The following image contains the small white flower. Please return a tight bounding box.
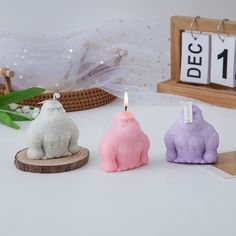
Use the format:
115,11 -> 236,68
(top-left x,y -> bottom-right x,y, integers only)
33,107 -> 40,113
28,107 -> 40,119
9,103 -> 19,110
16,108 -> 23,113
31,111 -> 39,119
22,106 -> 30,113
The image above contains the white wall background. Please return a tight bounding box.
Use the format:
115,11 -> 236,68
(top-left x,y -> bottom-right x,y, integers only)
0,0 -> 235,34
0,0 -> 235,88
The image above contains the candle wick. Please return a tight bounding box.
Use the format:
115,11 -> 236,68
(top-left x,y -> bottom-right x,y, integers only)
125,106 -> 128,111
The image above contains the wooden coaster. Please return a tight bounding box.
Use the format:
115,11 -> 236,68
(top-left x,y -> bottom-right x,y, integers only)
212,151 -> 236,176
15,147 -> 89,174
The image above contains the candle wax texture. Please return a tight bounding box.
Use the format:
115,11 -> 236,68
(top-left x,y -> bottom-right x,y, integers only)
99,111 -> 150,172
27,99 -> 80,160
164,104 -> 219,164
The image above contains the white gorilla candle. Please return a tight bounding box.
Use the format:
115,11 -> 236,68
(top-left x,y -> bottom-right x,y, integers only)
27,95 -> 80,160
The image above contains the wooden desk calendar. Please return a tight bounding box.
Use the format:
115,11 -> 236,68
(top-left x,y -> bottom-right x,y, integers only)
157,16 -> 236,109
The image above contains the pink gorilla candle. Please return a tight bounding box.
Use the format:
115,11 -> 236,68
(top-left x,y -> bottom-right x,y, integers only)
99,92 -> 150,172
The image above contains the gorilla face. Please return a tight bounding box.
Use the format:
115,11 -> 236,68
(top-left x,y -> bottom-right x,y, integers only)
39,100 -> 66,121
112,111 -> 141,136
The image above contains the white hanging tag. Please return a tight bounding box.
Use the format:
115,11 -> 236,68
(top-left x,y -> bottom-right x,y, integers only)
180,32 -> 211,84
210,34 -> 236,87
184,102 -> 193,123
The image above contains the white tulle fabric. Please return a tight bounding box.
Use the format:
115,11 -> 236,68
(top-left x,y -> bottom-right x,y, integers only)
0,17 -> 196,105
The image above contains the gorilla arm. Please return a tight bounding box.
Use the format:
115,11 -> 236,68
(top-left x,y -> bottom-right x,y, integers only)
99,135 -> 118,172
203,126 -> 219,163
164,130 -> 177,162
68,122 -> 80,154
140,134 -> 150,165
27,126 -> 44,159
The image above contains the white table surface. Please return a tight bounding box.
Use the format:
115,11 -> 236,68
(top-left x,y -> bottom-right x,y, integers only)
0,99 -> 236,236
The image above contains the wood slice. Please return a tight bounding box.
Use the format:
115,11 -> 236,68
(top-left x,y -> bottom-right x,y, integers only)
14,147 -> 89,173
212,151 -> 236,176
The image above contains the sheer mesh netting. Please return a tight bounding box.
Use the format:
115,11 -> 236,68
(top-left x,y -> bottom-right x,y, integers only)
0,17 -> 200,105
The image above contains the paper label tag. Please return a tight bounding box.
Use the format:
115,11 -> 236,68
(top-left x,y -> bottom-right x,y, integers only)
184,102 -> 193,123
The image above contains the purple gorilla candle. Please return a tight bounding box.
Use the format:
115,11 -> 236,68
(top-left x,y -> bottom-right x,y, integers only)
99,111 -> 150,172
164,104 -> 219,164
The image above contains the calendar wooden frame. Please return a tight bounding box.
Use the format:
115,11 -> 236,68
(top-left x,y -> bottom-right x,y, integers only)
157,16 -> 236,109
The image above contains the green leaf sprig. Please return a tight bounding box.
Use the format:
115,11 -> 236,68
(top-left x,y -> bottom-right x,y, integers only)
0,87 -> 45,129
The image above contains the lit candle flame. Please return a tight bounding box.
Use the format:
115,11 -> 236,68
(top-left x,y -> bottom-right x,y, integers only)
124,91 -> 128,111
